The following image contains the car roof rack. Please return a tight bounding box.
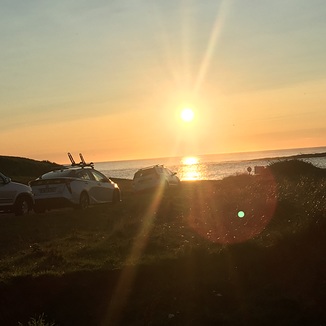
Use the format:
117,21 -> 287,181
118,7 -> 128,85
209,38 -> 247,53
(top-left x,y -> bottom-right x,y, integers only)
139,164 -> 164,170
67,152 -> 94,169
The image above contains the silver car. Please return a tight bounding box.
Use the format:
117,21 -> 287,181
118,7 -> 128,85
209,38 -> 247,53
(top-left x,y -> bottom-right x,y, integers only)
0,172 -> 34,216
132,165 -> 180,192
30,159 -> 121,212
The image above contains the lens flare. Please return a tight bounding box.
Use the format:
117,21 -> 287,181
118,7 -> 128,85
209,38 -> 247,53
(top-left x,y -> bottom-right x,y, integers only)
238,211 -> 245,218
186,169 -> 278,244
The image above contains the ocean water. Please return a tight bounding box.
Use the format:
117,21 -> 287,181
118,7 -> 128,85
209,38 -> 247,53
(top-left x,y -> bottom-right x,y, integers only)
95,146 -> 326,181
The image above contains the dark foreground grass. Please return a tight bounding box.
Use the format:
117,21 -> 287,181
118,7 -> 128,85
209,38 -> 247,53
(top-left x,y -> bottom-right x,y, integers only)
1,160 -> 326,325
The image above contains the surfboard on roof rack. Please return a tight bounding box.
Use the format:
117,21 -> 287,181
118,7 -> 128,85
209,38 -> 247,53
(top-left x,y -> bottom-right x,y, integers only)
68,152 -> 76,165
67,152 -> 94,168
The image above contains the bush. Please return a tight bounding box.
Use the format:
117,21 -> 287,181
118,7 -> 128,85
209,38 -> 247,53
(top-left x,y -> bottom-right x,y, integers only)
268,159 -> 325,179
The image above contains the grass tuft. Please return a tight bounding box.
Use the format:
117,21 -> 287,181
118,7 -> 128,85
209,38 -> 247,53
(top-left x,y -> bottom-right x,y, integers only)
18,313 -> 56,326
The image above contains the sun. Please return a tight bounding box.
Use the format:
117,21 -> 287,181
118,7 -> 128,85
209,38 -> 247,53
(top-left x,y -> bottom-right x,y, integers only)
181,108 -> 195,122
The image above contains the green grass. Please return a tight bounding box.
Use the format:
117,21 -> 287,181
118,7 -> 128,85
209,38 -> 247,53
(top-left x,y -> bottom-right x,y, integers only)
1,159 -> 326,325
1,160 -> 325,280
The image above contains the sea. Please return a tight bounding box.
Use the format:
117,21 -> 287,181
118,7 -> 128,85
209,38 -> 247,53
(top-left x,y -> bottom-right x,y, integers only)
95,146 -> 326,181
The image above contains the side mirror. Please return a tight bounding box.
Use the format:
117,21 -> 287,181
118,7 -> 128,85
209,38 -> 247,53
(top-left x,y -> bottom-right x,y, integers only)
5,177 -> 11,184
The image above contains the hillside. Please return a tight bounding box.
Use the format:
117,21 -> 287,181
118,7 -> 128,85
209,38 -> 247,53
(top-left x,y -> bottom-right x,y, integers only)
0,155 -> 61,181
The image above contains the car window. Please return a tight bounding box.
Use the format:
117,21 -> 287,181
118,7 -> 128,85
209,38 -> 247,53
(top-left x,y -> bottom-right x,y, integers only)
164,168 -> 171,176
143,169 -> 155,176
136,168 -> 155,177
76,170 -> 91,180
91,170 -> 108,182
41,169 -> 76,179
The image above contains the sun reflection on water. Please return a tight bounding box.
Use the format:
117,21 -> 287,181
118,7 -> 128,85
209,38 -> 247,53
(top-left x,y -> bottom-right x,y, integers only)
182,156 -> 199,165
179,156 -> 206,181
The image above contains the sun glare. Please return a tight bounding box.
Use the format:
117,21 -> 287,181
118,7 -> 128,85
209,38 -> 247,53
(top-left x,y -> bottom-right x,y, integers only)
181,108 -> 194,122
179,156 -> 204,180
182,156 -> 199,165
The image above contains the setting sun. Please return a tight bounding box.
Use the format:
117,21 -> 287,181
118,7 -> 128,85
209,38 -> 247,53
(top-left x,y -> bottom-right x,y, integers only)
181,108 -> 195,122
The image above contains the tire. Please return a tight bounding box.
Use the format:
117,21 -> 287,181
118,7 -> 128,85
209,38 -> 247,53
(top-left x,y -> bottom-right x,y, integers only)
14,195 -> 32,216
79,192 -> 89,210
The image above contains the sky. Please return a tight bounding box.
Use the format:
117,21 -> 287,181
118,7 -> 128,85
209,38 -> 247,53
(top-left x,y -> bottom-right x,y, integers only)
1,0 -> 326,163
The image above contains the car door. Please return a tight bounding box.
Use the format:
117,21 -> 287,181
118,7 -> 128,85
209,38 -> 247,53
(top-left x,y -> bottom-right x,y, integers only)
0,174 -> 15,208
89,170 -> 113,203
75,169 -> 93,200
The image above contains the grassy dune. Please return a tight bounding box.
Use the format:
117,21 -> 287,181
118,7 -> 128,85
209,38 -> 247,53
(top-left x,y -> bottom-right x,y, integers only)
0,155 -> 61,184
0,160 -> 326,325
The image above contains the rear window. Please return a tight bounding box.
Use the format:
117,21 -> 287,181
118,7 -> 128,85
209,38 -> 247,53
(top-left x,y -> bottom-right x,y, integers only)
41,169 -> 76,179
142,168 -> 156,176
134,168 -> 156,179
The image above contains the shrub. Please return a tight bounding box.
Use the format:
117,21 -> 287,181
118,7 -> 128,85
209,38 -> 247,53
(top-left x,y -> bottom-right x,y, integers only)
268,159 -> 325,179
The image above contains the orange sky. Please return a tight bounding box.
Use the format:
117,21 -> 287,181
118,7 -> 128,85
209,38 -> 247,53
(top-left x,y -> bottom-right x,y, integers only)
1,1 -> 326,164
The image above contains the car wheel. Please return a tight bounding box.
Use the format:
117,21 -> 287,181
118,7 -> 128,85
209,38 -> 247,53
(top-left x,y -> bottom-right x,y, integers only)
14,195 -> 31,216
79,192 -> 89,210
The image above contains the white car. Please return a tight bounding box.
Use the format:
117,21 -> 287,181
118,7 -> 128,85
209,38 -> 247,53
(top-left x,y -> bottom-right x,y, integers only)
132,165 -> 180,192
30,154 -> 121,212
0,172 -> 34,216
